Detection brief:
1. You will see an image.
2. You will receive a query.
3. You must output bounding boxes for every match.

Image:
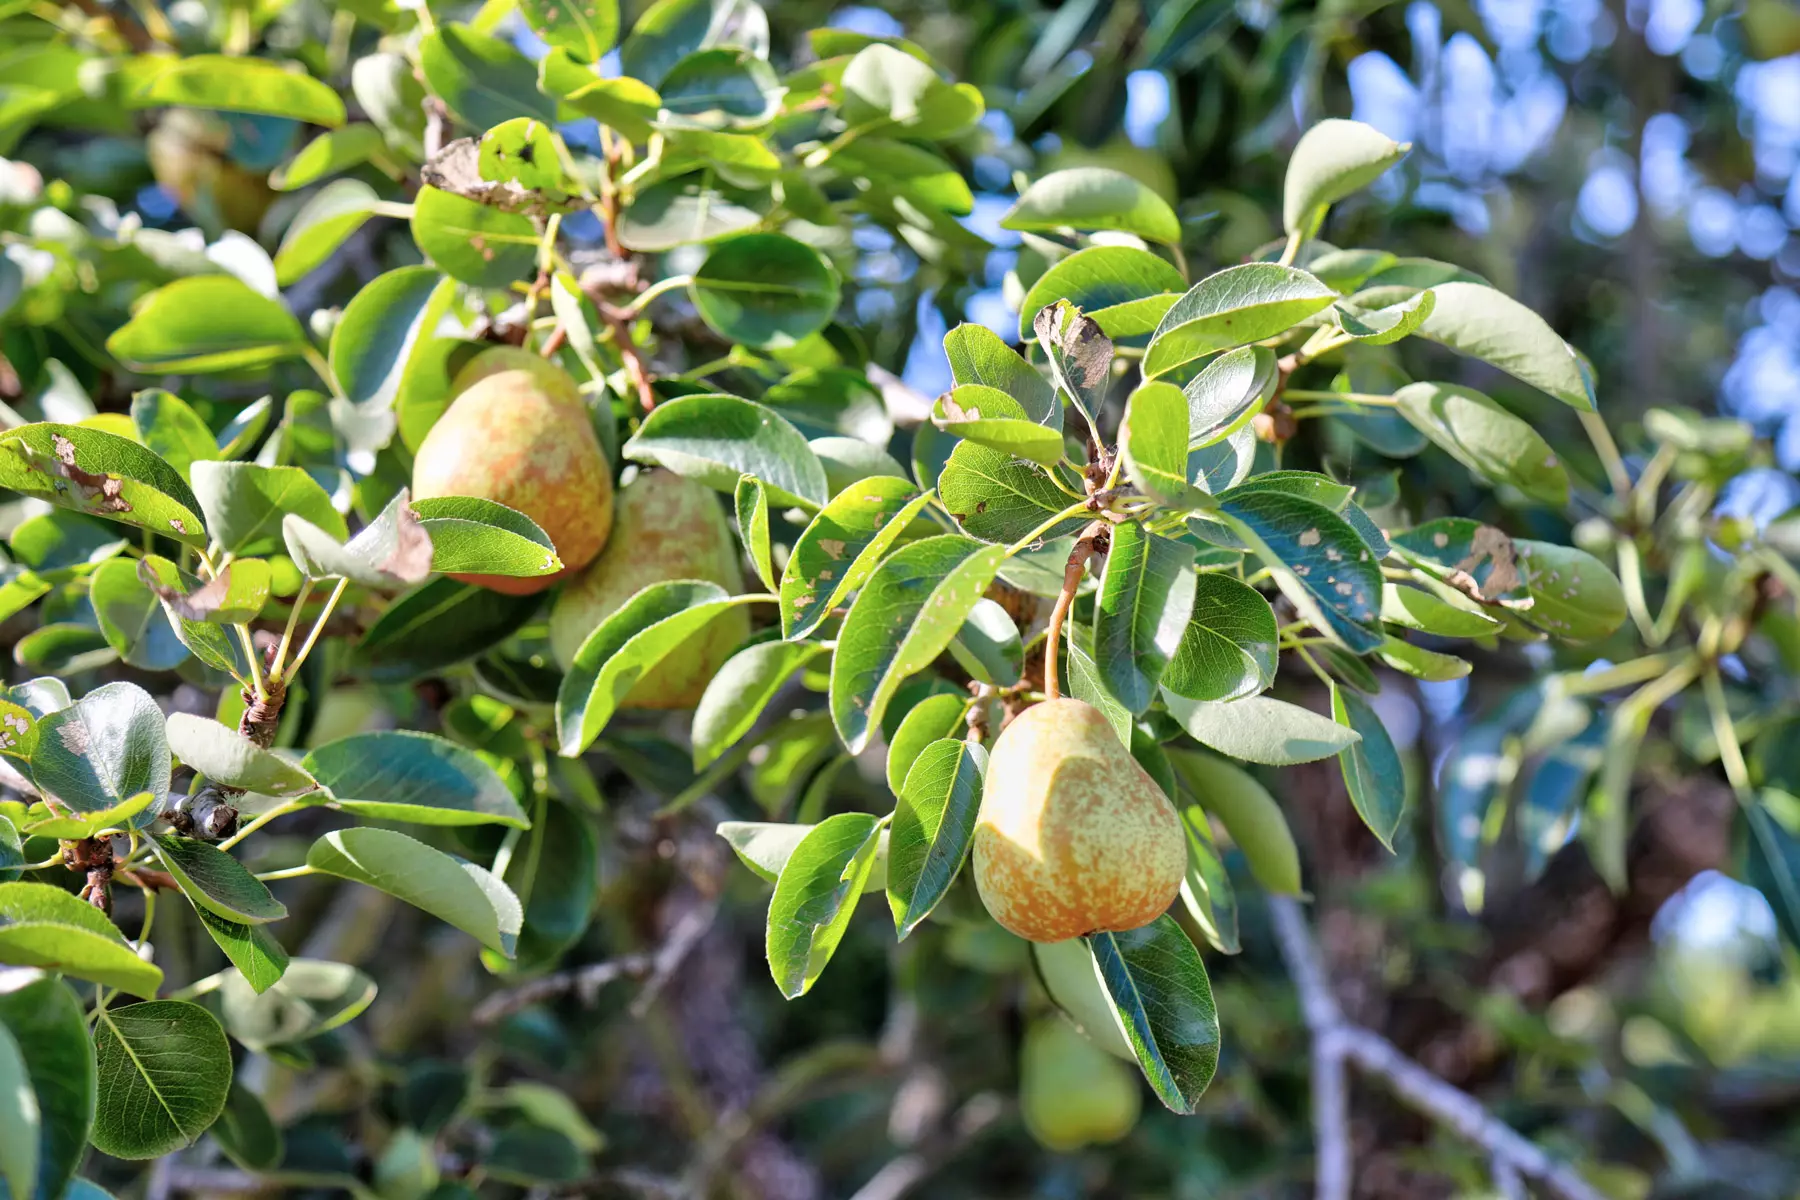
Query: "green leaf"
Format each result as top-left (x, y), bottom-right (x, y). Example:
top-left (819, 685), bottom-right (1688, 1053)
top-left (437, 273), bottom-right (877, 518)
top-left (1119, 381), bottom-right (1192, 504)
top-left (1017, 246), bottom-right (1185, 342)
top-left (214, 958), bottom-right (375, 1050)
top-left (212, 1082), bottom-right (282, 1172)
top-left (0, 882), bottom-right (162, 996)
top-left (133, 557), bottom-right (252, 675)
top-left (1176, 804), bottom-right (1238, 954)
top-left (838, 43), bottom-right (982, 138)
top-left (0, 977), bottom-right (93, 1200)
top-left (556, 581), bottom-right (759, 755)
top-left (1512, 539), bottom-right (1627, 643)
top-left (719, 821), bottom-right (819, 884)
top-left (691, 640), bottom-right (823, 768)
top-left (943, 323), bottom-right (1056, 421)
top-left (1333, 288), bottom-right (1435, 345)
top-left (273, 179), bottom-right (377, 286)
top-left (1162, 693), bottom-right (1359, 765)
top-left (1282, 118), bottom-right (1408, 234)
top-left (409, 186), bottom-right (539, 289)
top-left (497, 799), bottom-right (598, 971)
top-left (884, 692), bottom-right (967, 795)
top-left (1093, 523), bottom-right (1195, 713)
top-left (949, 598), bottom-right (1021, 685)
top-left (0, 1018), bottom-right (37, 1200)
top-left (1144, 264), bottom-right (1336, 380)
top-left (420, 24), bottom-right (557, 128)
top-left (1379, 583), bottom-right (1502, 637)
top-left (931, 386), bottom-right (1065, 466)
top-left (539, 50), bottom-right (661, 142)
top-left (191, 461), bottom-right (344, 557)
top-left (888, 738), bottom-right (984, 939)
top-left (829, 535), bottom-right (1006, 754)
top-left (131, 56), bottom-right (344, 126)
top-left (690, 234), bottom-right (839, 350)
top-left (272, 124), bottom-right (387, 191)
top-left (329, 267), bottom-right (455, 412)
top-left (1394, 382), bottom-right (1569, 505)
top-left (1416, 282), bottom-right (1593, 411)
top-left (519, 0), bottom-right (618, 61)
top-left (90, 1001), bottom-right (231, 1159)
top-left (0, 817), bottom-right (19, 881)
top-left (129, 389), bottom-right (216, 479)
top-left (1218, 488), bottom-right (1383, 653)
top-left (734, 476), bottom-right (776, 591)
top-left (834, 138), bottom-right (972, 214)
top-left (106, 276), bottom-right (307, 374)
top-left (1032, 300), bottom-right (1112, 431)
top-left (484, 1126), bottom-right (587, 1186)
top-left (1389, 519), bottom-right (1531, 607)
top-left (1064, 623), bottom-right (1134, 748)
top-left (1746, 792), bottom-right (1800, 953)
top-left (938, 442), bottom-right (1087, 546)
top-left (90, 556), bottom-right (189, 671)
top-left (411, 496), bottom-right (563, 580)
top-left (616, 172), bottom-right (769, 251)
top-left (29, 681), bottom-right (168, 818)
top-left (1331, 684), bottom-right (1405, 850)
top-left (193, 907), bottom-right (289, 996)
top-left (0, 423), bottom-right (209, 544)
top-left (357, 578), bottom-right (540, 681)
top-left (19, 791), bottom-right (155, 840)
top-left (1088, 917), bottom-right (1219, 1114)
top-left (478, 117), bottom-right (566, 193)
top-left (1169, 745), bottom-right (1303, 895)
top-left (1163, 572), bottom-right (1278, 701)
top-left (1376, 635), bottom-right (1471, 682)
top-left (304, 730), bottom-right (528, 828)
top-left (765, 811), bottom-right (882, 998)
top-left (660, 47), bottom-right (781, 128)
top-left (1003, 167), bottom-right (1181, 244)
top-left (306, 828), bottom-right (522, 956)
top-left (623, 392), bottom-right (829, 507)
top-left (12, 625), bottom-right (113, 676)
top-left (153, 836), bottom-right (287, 924)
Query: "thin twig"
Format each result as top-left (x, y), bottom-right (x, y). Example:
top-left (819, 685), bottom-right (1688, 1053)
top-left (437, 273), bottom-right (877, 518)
top-left (1267, 896), bottom-right (1606, 1200)
top-left (1042, 521), bottom-right (1107, 701)
top-left (601, 302), bottom-right (658, 414)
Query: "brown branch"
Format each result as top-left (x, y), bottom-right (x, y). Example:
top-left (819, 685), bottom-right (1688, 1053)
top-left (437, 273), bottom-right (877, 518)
top-left (1042, 521), bottom-right (1108, 702)
top-left (1267, 896), bottom-right (1605, 1200)
top-left (600, 302), bottom-right (659, 414)
top-left (67, 0), bottom-right (154, 52)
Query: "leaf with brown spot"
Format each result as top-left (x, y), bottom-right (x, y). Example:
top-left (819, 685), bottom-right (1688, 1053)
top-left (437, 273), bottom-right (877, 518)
top-left (1033, 300), bottom-right (1113, 432)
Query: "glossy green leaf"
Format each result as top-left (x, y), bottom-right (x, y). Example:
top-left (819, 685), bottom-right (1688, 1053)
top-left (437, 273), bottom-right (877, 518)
top-left (1094, 523), bottom-right (1196, 713)
top-left (1282, 118), bottom-right (1408, 233)
top-left (1380, 583), bottom-right (1502, 637)
top-left (273, 179), bottom-right (377, 286)
top-left (0, 1017), bottom-right (36, 1200)
top-left (539, 50), bottom-right (661, 141)
top-left (938, 442), bottom-right (1086, 546)
top-left (409, 186), bottom-right (538, 289)
top-left (1167, 747), bottom-right (1302, 894)
top-left (212, 1082), bottom-right (282, 1172)
top-left (691, 234), bottom-right (839, 350)
top-left (89, 556), bottom-right (188, 671)
top-left (931, 385), bottom-right (1064, 466)
top-left (133, 556), bottom-right (252, 675)
top-left (1512, 539), bottom-right (1627, 643)
top-left (106, 276), bottom-right (307, 374)
top-left (765, 811), bottom-right (882, 998)
top-left (943, 323), bottom-right (1056, 422)
top-left (132, 56), bottom-right (344, 126)
top-left (615, 172), bottom-right (769, 251)
top-left (1144, 264), bottom-right (1336, 379)
top-left (838, 43), bottom-right (982, 138)
top-left (884, 691), bottom-right (968, 795)
top-left (129, 389), bottom-right (216, 478)
top-left (1219, 488), bottom-right (1383, 652)
top-left (193, 907), bottom-right (289, 996)
top-left (829, 535), bottom-right (1006, 754)
top-left (1331, 684), bottom-right (1405, 849)
top-left (1119, 381), bottom-right (1192, 503)
top-left (660, 47), bottom-right (781, 128)
top-left (1030, 939), bottom-right (1135, 1061)
top-left (691, 640), bottom-right (823, 768)
top-left (329, 267), bottom-right (455, 412)
top-left (1376, 635), bottom-right (1471, 681)
top-left (0, 977), bottom-right (93, 1200)
top-left (1163, 693), bottom-right (1359, 765)
top-left (306, 828), bottom-right (522, 956)
top-left (1163, 572), bottom-right (1278, 701)
top-left (557, 581), bottom-right (759, 755)
top-left (214, 958), bottom-right (375, 1049)
top-left (734, 476), bottom-right (776, 591)
top-left (888, 738), bottom-right (984, 938)
top-left (305, 730), bottom-right (528, 828)
top-left (623, 392), bottom-right (828, 507)
top-left (272, 124), bottom-right (386, 191)
top-left (153, 836), bottom-right (287, 924)
top-left (1176, 803), bottom-right (1239, 954)
top-left (498, 798), bottom-right (598, 971)
top-left (420, 24), bottom-right (557, 128)
top-left (90, 1001), bottom-right (231, 1159)
top-left (412, 495), bottom-right (562, 580)
top-left (284, 489), bottom-right (433, 592)
top-left (358, 578), bottom-right (540, 680)
top-left (0, 882), bottom-right (162, 996)
top-left (1394, 382), bottom-right (1568, 505)
top-left (1416, 282), bottom-right (1593, 411)
top-left (519, 0), bottom-right (618, 61)
top-left (1088, 917), bottom-right (1220, 1114)
top-left (19, 791), bottom-right (155, 840)
top-left (29, 681), bottom-right (168, 818)
top-left (191, 461), bottom-right (343, 558)
top-left (1003, 167), bottom-right (1181, 244)
top-left (1017, 246), bottom-right (1186, 341)
top-left (779, 476), bottom-right (930, 639)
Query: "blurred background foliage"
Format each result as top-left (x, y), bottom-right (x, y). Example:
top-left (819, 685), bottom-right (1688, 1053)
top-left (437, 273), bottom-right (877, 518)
top-left (9, 0), bottom-right (1800, 1196)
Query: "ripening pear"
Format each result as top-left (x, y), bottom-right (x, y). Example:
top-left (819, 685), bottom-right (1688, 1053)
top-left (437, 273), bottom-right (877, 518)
top-left (147, 109), bottom-right (277, 235)
top-left (411, 347), bottom-right (613, 596)
top-left (973, 699), bottom-right (1185, 943)
top-left (548, 469), bottom-right (748, 707)
top-left (1019, 1016), bottom-right (1141, 1152)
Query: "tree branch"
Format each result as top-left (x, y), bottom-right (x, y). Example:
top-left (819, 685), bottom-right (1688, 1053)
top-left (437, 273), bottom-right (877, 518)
top-left (1267, 896), bottom-right (1605, 1200)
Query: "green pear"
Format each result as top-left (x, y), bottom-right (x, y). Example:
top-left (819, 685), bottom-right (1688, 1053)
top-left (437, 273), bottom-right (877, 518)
top-left (548, 469), bottom-right (748, 708)
top-left (972, 698), bottom-right (1185, 943)
top-left (1019, 1016), bottom-right (1141, 1152)
top-left (411, 347), bottom-right (613, 596)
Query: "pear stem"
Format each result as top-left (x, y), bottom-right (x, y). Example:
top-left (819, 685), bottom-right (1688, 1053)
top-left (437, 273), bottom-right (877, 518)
top-left (1041, 520), bottom-right (1108, 702)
